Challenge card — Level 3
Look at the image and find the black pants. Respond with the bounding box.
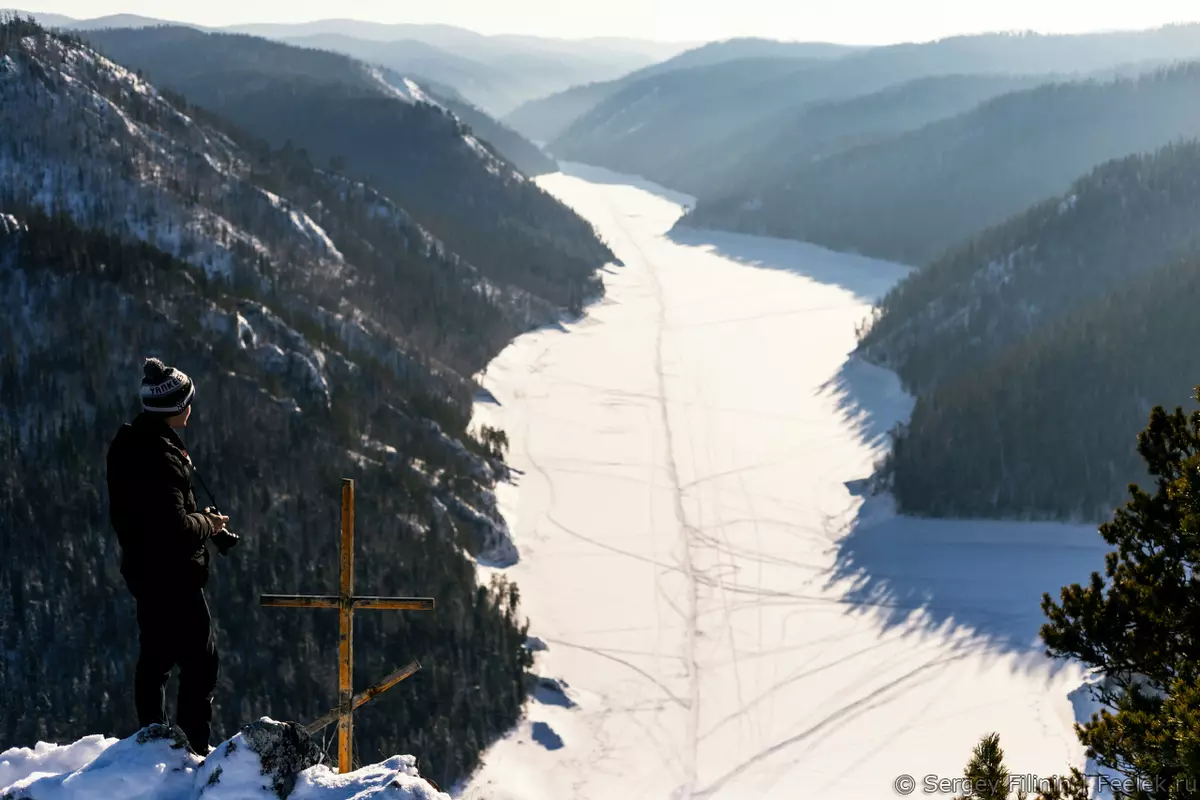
[134,589,219,753]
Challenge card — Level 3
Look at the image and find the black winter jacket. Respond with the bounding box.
[107,413,215,597]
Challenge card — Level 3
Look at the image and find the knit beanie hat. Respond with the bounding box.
[141,357,195,415]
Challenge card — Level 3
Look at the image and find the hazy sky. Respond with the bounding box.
[13,0,1200,43]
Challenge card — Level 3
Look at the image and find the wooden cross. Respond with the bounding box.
[260,478,435,773]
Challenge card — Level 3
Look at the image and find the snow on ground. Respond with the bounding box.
[0,721,448,799]
[462,163,1110,799]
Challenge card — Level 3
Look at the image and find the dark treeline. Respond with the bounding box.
[0,203,531,789]
[860,140,1200,519]
[885,252,1200,520]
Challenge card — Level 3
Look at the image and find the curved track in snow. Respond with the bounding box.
[463,164,1109,800]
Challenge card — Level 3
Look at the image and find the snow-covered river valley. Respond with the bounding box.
[463,164,1109,800]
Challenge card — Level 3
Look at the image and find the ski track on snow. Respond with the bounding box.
[461,164,1110,800]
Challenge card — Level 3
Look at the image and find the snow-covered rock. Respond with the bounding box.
[0,720,448,799]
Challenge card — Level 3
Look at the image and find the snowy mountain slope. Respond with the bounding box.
[0,20,565,378]
[461,164,1108,799]
[79,25,614,310]
[0,720,449,799]
[0,12,538,557]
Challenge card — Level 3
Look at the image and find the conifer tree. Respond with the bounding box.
[959,733,1017,800]
[1041,388,1200,799]
[956,733,1092,800]
[1035,768,1091,800]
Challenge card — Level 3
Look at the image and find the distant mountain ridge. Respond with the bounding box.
[503,37,859,142]
[672,72,1053,201]
[538,24,1200,222]
[5,8,693,114]
[683,60,1200,265]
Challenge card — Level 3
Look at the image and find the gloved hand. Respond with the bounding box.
[212,528,240,556]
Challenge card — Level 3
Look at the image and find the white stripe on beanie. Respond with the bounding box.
[141,357,195,413]
[141,381,195,414]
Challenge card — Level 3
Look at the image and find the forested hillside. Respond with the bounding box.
[0,17,596,786]
[858,140,1200,393]
[502,37,853,143]
[548,26,1200,204]
[684,63,1200,265]
[548,56,833,182]
[883,251,1200,520]
[640,72,1048,199]
[857,140,1200,519]
[83,25,612,312]
[0,206,532,787]
[420,81,558,176]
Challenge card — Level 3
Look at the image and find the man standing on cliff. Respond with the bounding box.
[106,357,239,755]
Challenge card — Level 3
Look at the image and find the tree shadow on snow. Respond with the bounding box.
[668,225,910,306]
[814,355,1109,675]
[817,356,914,451]
[824,497,1111,674]
[530,721,564,750]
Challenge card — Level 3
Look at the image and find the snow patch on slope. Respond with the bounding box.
[259,188,345,262]
[369,67,441,109]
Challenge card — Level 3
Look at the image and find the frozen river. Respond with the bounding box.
[462,164,1107,800]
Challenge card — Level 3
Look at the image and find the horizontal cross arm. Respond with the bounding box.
[261,594,339,609]
[353,597,435,611]
[259,595,435,610]
[305,660,422,734]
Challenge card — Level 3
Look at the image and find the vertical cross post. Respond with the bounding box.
[260,478,435,776]
[338,478,355,773]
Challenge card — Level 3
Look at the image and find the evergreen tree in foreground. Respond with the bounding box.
[959,732,1015,800]
[954,733,1090,800]
[1041,387,1200,799]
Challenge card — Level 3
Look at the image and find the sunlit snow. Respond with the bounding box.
[463,163,1108,800]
